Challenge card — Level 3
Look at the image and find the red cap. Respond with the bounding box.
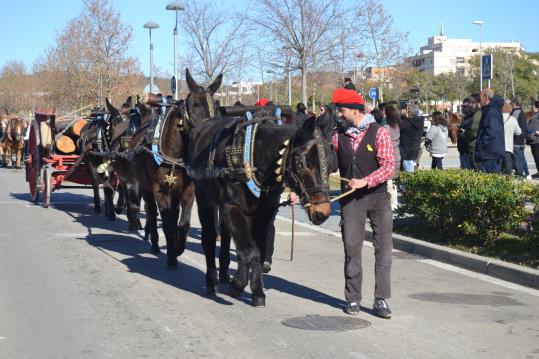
[332,88,365,109]
[255,98,270,107]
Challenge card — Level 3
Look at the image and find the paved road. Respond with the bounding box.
[0,168,538,359]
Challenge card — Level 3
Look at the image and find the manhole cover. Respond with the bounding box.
[409,292,524,306]
[281,315,370,331]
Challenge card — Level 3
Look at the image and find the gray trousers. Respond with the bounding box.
[341,191,393,303]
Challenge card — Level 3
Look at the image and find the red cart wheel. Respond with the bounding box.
[26,120,42,204]
[42,165,51,208]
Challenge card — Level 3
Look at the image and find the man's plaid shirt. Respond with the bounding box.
[332,124,395,189]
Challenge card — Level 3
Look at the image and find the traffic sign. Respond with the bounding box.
[171,75,176,94]
[482,55,493,81]
[369,88,378,100]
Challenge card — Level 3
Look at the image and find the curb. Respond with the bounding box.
[277,212,539,290]
[390,232,539,290]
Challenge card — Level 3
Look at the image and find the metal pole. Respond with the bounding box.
[149,29,154,93]
[173,11,178,100]
[287,60,292,106]
[290,204,295,261]
[479,25,483,91]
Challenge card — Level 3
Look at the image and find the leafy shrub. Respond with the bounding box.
[395,169,531,245]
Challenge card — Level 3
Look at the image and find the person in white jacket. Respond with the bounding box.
[502,102,521,175]
[425,111,448,169]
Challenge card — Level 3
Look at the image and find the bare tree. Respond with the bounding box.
[34,0,139,110]
[353,0,408,102]
[181,0,250,84]
[252,0,345,104]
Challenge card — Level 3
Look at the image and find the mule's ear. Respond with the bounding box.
[208,73,223,95]
[105,98,118,116]
[125,96,132,108]
[186,68,199,93]
[315,110,335,140]
[296,116,316,142]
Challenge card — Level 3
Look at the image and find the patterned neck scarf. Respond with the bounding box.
[345,113,376,138]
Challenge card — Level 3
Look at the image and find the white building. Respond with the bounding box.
[406,27,522,75]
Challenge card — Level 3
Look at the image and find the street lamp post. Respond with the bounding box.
[266,70,276,102]
[143,21,160,94]
[166,2,184,101]
[472,20,484,91]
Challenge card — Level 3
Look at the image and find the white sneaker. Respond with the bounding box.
[526,175,532,181]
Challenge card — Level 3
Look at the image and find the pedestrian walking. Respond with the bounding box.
[384,105,400,210]
[526,101,539,178]
[343,77,356,90]
[475,89,505,173]
[425,111,448,169]
[457,98,473,169]
[510,96,530,178]
[330,88,395,318]
[502,102,521,175]
[399,103,423,172]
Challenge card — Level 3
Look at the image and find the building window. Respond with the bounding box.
[456,57,465,64]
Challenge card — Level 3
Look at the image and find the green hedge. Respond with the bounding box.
[395,169,536,245]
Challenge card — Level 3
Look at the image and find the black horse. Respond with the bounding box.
[188,107,334,307]
[126,69,222,268]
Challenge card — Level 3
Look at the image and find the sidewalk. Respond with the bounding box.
[277,202,539,290]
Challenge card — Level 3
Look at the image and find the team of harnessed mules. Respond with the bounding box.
[78,69,337,307]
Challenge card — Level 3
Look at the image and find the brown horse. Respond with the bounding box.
[447,112,462,144]
[5,118,25,168]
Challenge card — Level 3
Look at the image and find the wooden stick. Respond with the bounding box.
[56,104,94,122]
[290,204,295,261]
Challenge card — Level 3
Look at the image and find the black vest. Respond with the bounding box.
[337,123,387,205]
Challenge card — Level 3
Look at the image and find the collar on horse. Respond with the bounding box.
[147,98,188,168]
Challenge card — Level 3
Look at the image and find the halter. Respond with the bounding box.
[286,127,330,207]
[186,88,217,121]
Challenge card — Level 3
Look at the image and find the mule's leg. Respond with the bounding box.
[220,203,254,299]
[103,180,116,221]
[115,183,126,215]
[196,191,219,295]
[7,146,13,167]
[126,182,143,231]
[218,216,231,284]
[155,190,180,269]
[86,159,101,213]
[142,190,160,255]
[177,183,195,257]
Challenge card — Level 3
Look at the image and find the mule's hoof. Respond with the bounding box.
[114,207,124,215]
[219,275,230,285]
[263,261,272,273]
[150,245,161,255]
[229,281,243,298]
[166,260,178,270]
[252,296,266,308]
[206,286,218,296]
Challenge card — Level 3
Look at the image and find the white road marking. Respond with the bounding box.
[276,231,317,236]
[418,259,539,297]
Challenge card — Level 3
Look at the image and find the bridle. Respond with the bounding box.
[185,88,218,122]
[286,127,330,207]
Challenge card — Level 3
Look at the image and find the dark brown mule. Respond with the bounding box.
[79,102,124,219]
[5,118,25,168]
[188,107,334,307]
[128,69,222,268]
[447,112,462,144]
[0,118,8,166]
[106,97,153,231]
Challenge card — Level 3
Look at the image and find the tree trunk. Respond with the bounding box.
[301,59,308,105]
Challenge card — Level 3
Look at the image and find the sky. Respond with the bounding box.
[1,0,537,82]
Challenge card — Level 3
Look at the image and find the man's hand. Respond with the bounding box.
[289,192,299,205]
[348,178,368,189]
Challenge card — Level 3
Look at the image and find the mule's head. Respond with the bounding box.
[185,68,222,123]
[8,118,23,142]
[286,117,333,225]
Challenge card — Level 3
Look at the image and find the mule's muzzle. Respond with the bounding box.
[307,202,331,225]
